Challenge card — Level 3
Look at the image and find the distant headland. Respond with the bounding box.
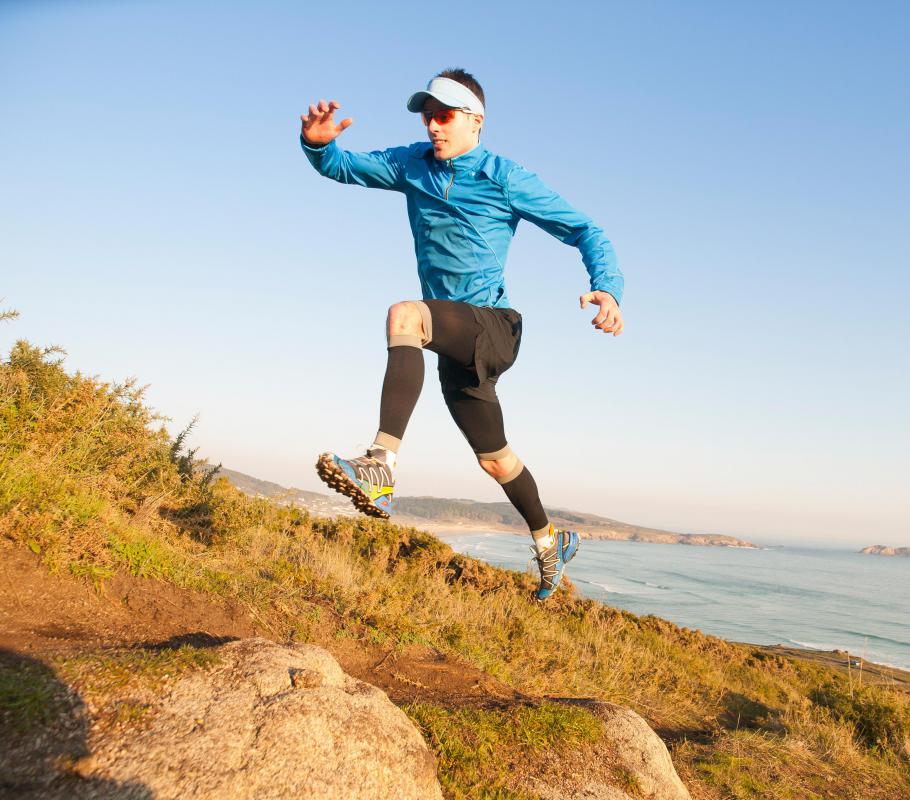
[220,468,757,549]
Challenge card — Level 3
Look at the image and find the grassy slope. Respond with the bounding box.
[1,335,909,800]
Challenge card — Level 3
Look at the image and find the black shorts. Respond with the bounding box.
[428,302,522,401]
[422,300,522,455]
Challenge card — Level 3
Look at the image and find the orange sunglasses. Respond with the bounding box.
[421,108,465,126]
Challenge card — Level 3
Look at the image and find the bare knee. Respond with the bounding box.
[478,451,519,481]
[387,301,425,338]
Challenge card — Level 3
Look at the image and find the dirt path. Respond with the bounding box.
[0,545,524,708]
[1,544,549,800]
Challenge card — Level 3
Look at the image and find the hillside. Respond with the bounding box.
[220,467,757,548]
[2,332,909,799]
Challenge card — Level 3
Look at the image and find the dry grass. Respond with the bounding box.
[2,331,909,799]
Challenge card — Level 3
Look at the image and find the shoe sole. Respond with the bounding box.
[315,452,391,520]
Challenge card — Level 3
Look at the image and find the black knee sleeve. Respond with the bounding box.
[442,389,507,455]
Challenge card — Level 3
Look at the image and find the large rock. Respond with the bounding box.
[593,702,691,800]
[530,700,691,800]
[79,638,443,800]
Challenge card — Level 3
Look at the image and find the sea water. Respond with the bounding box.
[435,533,910,671]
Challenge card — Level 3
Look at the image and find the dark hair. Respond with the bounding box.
[435,67,485,108]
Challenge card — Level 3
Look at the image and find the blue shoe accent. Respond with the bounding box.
[373,492,394,515]
[334,456,358,482]
[533,528,579,601]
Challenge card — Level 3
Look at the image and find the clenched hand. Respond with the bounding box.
[580,291,624,336]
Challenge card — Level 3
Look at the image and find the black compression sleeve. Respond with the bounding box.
[378,345,424,441]
[501,467,549,532]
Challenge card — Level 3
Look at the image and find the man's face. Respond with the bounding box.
[422,97,483,161]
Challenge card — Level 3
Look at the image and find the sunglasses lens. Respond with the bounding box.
[423,109,457,125]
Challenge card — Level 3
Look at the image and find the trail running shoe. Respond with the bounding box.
[532,526,580,601]
[315,449,395,519]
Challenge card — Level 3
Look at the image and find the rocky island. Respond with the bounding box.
[861,545,910,557]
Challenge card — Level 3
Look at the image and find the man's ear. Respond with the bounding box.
[473,114,484,132]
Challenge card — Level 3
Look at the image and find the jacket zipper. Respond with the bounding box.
[444,160,455,200]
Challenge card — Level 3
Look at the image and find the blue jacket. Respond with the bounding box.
[300,137,623,309]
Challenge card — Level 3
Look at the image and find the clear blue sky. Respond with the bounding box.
[2,0,908,545]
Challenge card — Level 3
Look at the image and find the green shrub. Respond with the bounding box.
[810,681,910,752]
[405,702,601,798]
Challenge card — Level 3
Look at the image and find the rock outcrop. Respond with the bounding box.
[529,700,691,800]
[74,638,443,799]
[12,638,693,799]
[592,703,691,800]
[861,545,910,557]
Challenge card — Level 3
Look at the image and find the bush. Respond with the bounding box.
[810,680,910,752]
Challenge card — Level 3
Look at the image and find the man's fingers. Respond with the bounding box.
[336,117,353,133]
[596,310,621,332]
[579,292,593,309]
[304,99,341,117]
[603,314,624,336]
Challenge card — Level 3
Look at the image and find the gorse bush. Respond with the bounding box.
[2,328,909,799]
[811,680,910,752]
[1,338,198,566]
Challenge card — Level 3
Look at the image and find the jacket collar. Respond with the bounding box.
[424,142,487,171]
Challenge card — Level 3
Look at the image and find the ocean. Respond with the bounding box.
[435,532,910,671]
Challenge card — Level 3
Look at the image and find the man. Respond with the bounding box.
[300,68,623,600]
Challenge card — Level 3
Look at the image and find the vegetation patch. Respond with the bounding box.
[55,644,222,697]
[0,656,65,732]
[810,679,910,751]
[404,702,601,798]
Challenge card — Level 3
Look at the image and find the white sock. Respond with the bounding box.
[369,445,397,471]
[532,524,555,554]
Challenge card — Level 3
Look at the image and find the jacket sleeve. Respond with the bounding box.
[300,137,408,191]
[506,165,624,304]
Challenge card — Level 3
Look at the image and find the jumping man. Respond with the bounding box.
[300,68,624,600]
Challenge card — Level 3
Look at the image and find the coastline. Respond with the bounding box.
[397,517,759,548]
[425,525,910,688]
[752,645,910,693]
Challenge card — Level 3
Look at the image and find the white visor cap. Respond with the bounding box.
[406,77,484,115]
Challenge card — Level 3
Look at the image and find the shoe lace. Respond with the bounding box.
[347,453,392,489]
[528,545,559,590]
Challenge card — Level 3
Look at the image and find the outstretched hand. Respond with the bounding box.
[580,291,624,336]
[300,99,353,146]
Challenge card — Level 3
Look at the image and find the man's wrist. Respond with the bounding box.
[590,283,622,306]
[300,134,328,149]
